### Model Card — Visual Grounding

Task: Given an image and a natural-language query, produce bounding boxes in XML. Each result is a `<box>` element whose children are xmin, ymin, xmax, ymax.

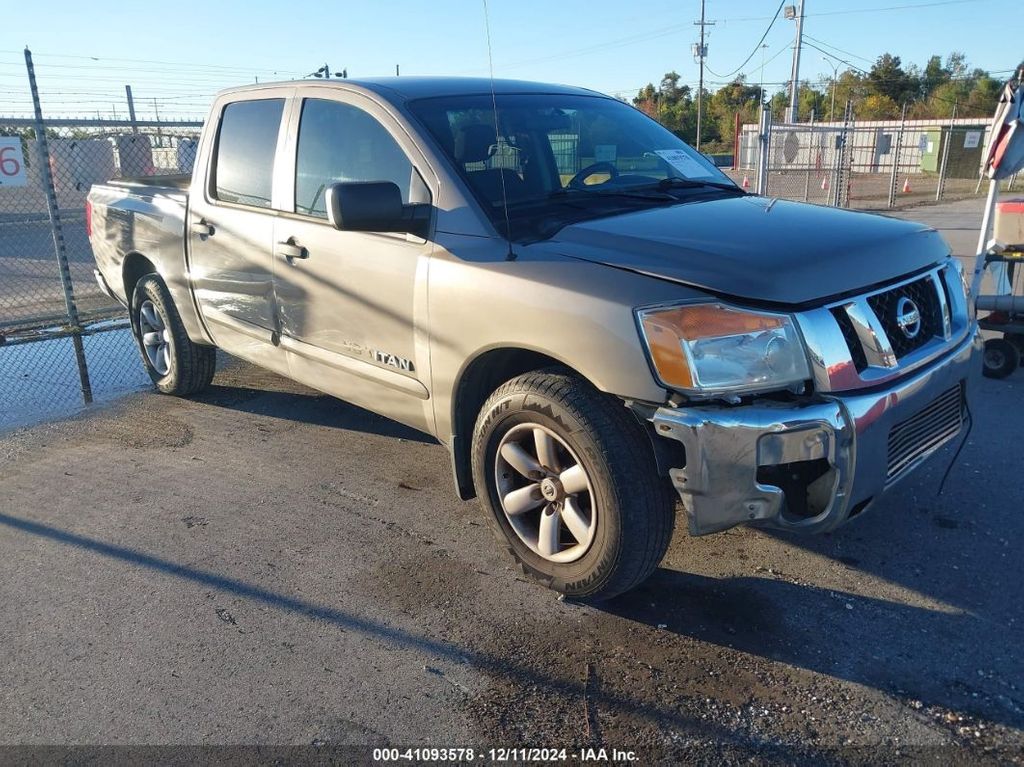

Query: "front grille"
<box><xmin>867</xmin><ymin>276</ymin><xmax>943</xmax><ymax>358</ymax></box>
<box><xmin>886</xmin><ymin>384</ymin><xmax>964</xmax><ymax>481</ymax></box>
<box><xmin>831</xmin><ymin>307</ymin><xmax>869</xmax><ymax>372</ymax></box>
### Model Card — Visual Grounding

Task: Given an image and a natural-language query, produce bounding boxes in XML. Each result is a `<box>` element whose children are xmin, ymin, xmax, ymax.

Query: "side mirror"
<box><xmin>325</xmin><ymin>181</ymin><xmax>406</xmax><ymax>232</ymax></box>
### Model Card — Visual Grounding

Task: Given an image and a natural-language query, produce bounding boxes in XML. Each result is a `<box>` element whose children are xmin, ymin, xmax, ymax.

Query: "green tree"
<box><xmin>633</xmin><ymin>49</ymin><xmax>1006</xmax><ymax>141</ymax></box>
<box><xmin>921</xmin><ymin>54</ymin><xmax>949</xmax><ymax>99</ymax></box>
<box><xmin>798</xmin><ymin>82</ymin><xmax>827</xmax><ymax>120</ymax></box>
<box><xmin>867</xmin><ymin>53</ymin><xmax>918</xmax><ymax>105</ymax></box>
<box><xmin>857</xmin><ymin>93</ymin><xmax>901</xmax><ymax>120</ymax></box>
<box><xmin>633</xmin><ymin>72</ymin><xmax>697</xmax><ymax>143</ymax></box>
<box><xmin>705</xmin><ymin>76</ymin><xmax>762</xmax><ymax>150</ymax></box>
<box><xmin>945</xmin><ymin>51</ymin><xmax>968</xmax><ymax>79</ymax></box>
<box><xmin>964</xmin><ymin>75</ymin><xmax>1001</xmax><ymax>117</ymax></box>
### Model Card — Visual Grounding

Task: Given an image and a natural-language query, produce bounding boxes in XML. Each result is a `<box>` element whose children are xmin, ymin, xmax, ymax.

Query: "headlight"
<box><xmin>637</xmin><ymin>302</ymin><xmax>811</xmax><ymax>397</ymax></box>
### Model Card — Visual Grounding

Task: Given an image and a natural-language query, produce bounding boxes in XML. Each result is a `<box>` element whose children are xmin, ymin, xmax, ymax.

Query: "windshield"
<box><xmin>408</xmin><ymin>92</ymin><xmax>739</xmax><ymax>241</ymax></box>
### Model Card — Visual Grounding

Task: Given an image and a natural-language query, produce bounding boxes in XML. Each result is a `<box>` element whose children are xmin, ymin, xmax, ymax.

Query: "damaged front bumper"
<box><xmin>651</xmin><ymin>329</ymin><xmax>982</xmax><ymax>536</ymax></box>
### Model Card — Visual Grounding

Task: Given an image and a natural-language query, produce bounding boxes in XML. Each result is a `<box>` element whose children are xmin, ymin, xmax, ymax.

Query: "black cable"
<box><xmin>705</xmin><ymin>0</ymin><xmax>787</xmax><ymax>80</ymax></box>
<box><xmin>803</xmin><ymin>34</ymin><xmax>875</xmax><ymax>65</ymax></box>
<box><xmin>937</xmin><ymin>393</ymin><xmax>973</xmax><ymax>496</ymax></box>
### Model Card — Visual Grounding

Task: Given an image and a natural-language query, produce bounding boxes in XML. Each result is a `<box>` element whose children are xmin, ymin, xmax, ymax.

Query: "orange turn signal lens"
<box><xmin>640</xmin><ymin>310</ymin><xmax>697</xmax><ymax>389</ymax></box>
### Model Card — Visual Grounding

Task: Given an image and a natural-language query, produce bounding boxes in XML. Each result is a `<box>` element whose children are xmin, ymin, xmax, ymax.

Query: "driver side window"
<box><xmin>294</xmin><ymin>99</ymin><xmax>418</xmax><ymax>219</ymax></box>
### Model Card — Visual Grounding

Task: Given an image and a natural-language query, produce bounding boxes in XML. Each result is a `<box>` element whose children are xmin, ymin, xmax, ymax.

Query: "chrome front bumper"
<box><xmin>652</xmin><ymin>328</ymin><xmax>982</xmax><ymax>536</ymax></box>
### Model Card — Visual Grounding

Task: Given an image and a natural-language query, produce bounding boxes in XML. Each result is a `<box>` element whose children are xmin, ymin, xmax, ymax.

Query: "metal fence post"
<box><xmin>24</xmin><ymin>47</ymin><xmax>92</xmax><ymax>404</ymax></box>
<box><xmin>803</xmin><ymin>109</ymin><xmax>815</xmax><ymax>202</ymax></box>
<box><xmin>830</xmin><ymin>124</ymin><xmax>842</xmax><ymax>207</ymax></box>
<box><xmin>935</xmin><ymin>100</ymin><xmax>957</xmax><ymax>202</ymax></box>
<box><xmin>756</xmin><ymin>105</ymin><xmax>772</xmax><ymax>195</ymax></box>
<box><xmin>125</xmin><ymin>84</ymin><xmax>139</xmax><ymax>134</ymax></box>
<box><xmin>842</xmin><ymin>101</ymin><xmax>855</xmax><ymax>208</ymax></box>
<box><xmin>832</xmin><ymin>100</ymin><xmax>853</xmax><ymax>208</ymax></box>
<box><xmin>887</xmin><ymin>103</ymin><xmax>908</xmax><ymax>210</ymax></box>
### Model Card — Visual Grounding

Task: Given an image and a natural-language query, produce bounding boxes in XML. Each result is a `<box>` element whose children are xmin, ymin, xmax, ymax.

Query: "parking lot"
<box><xmin>1</xmin><ymin>198</ymin><xmax>1022</xmax><ymax>763</ymax></box>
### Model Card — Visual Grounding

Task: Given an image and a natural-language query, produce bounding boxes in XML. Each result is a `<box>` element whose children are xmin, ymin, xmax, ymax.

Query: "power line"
<box><xmin>713</xmin><ymin>0</ymin><xmax>984</xmax><ymax>23</ymax></box>
<box><xmin>803</xmin><ymin>34</ymin><xmax>875</xmax><ymax>65</ymax></box>
<box><xmin>0</xmin><ymin>49</ymin><xmax>306</xmax><ymax>76</ymax></box>
<box><xmin>800</xmin><ymin>40</ymin><xmax>870</xmax><ymax>76</ymax></box>
<box><xmin>704</xmin><ymin>0</ymin><xmax>786</xmax><ymax>80</ymax></box>
<box><xmin>450</xmin><ymin>23</ymin><xmax>694</xmax><ymax>74</ymax></box>
<box><xmin>803</xmin><ymin>0</ymin><xmax>982</xmax><ymax>17</ymax></box>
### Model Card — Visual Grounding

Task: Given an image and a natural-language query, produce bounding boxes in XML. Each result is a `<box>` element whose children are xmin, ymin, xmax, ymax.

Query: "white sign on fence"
<box><xmin>964</xmin><ymin>131</ymin><xmax>982</xmax><ymax>149</ymax></box>
<box><xmin>0</xmin><ymin>137</ymin><xmax>28</xmax><ymax>187</ymax></box>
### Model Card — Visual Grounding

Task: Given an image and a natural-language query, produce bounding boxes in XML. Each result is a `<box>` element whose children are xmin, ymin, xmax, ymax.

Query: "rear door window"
<box><xmin>212</xmin><ymin>98</ymin><xmax>285</xmax><ymax>209</ymax></box>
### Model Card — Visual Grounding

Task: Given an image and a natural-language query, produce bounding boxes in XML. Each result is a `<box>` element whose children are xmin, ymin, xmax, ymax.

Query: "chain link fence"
<box><xmin>728</xmin><ymin>103</ymin><xmax>1020</xmax><ymax>210</ymax></box>
<box><xmin>1</xmin><ymin>51</ymin><xmax>203</xmax><ymax>430</ymax></box>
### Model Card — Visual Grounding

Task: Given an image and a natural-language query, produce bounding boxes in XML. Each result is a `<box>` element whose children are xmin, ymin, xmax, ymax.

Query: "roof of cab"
<box><xmin>215</xmin><ymin>76</ymin><xmax>605</xmax><ymax>103</ymax></box>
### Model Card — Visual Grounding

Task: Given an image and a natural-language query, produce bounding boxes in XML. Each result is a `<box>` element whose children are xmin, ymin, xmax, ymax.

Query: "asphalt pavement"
<box><xmin>0</xmin><ymin>197</ymin><xmax>1022</xmax><ymax>763</ymax></box>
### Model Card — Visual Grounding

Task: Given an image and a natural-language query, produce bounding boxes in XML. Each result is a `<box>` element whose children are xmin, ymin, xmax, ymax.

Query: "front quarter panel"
<box><xmin>428</xmin><ymin>233</ymin><xmax>706</xmax><ymax>441</ymax></box>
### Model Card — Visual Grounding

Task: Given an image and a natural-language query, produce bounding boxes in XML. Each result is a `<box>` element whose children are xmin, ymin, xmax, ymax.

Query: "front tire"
<box><xmin>471</xmin><ymin>368</ymin><xmax>675</xmax><ymax>601</ymax></box>
<box><xmin>131</xmin><ymin>273</ymin><xmax>216</xmax><ymax>395</ymax></box>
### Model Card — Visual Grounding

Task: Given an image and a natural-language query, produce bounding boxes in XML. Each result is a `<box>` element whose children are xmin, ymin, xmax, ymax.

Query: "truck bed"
<box><xmin>87</xmin><ymin>178</ymin><xmax>190</xmax><ymax>308</ymax></box>
<box><xmin>106</xmin><ymin>173</ymin><xmax>191</xmax><ymax>193</ymax></box>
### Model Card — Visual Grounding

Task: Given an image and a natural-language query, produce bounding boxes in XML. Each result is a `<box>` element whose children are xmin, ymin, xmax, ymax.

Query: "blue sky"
<box><xmin>1</xmin><ymin>0</ymin><xmax>1018</xmax><ymax>119</ymax></box>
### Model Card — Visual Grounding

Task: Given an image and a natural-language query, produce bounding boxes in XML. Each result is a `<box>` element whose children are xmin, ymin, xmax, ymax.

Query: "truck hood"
<box><xmin>532</xmin><ymin>195</ymin><xmax>948</xmax><ymax>305</ymax></box>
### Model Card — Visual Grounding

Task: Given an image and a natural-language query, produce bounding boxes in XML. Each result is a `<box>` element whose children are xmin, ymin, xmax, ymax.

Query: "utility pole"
<box><xmin>153</xmin><ymin>97</ymin><xmax>163</xmax><ymax>146</ymax></box>
<box><xmin>758</xmin><ymin>44</ymin><xmax>769</xmax><ymax>106</ymax></box>
<box><xmin>693</xmin><ymin>0</ymin><xmax>715</xmax><ymax>151</ymax></box>
<box><xmin>786</xmin><ymin>0</ymin><xmax>805</xmax><ymax>123</ymax></box>
<box><xmin>821</xmin><ymin>55</ymin><xmax>839</xmax><ymax>122</ymax></box>
<box><xmin>124</xmin><ymin>84</ymin><xmax>138</xmax><ymax>134</ymax></box>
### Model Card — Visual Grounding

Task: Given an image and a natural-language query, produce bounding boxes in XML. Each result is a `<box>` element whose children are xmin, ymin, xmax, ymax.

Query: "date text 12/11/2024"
<box><xmin>372</xmin><ymin>747</ymin><xmax>639</xmax><ymax>762</ymax></box>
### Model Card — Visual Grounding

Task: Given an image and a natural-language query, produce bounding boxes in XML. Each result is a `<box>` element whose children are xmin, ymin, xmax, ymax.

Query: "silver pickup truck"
<box><xmin>88</xmin><ymin>78</ymin><xmax>980</xmax><ymax>599</ymax></box>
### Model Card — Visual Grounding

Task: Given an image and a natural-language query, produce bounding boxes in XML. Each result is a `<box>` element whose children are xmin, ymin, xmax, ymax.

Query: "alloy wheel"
<box><xmin>139</xmin><ymin>299</ymin><xmax>172</xmax><ymax>376</ymax></box>
<box><xmin>494</xmin><ymin>423</ymin><xmax>597</xmax><ymax>563</ymax></box>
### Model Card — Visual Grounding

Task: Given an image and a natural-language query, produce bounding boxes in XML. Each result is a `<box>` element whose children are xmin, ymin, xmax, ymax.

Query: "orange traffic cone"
<box><xmin>741</xmin><ymin>175</ymin><xmax>750</xmax><ymax>189</ymax></box>
<box><xmin>901</xmin><ymin>178</ymin><xmax>912</xmax><ymax>193</ymax></box>
<box><xmin>820</xmin><ymin>176</ymin><xmax>829</xmax><ymax>190</ymax></box>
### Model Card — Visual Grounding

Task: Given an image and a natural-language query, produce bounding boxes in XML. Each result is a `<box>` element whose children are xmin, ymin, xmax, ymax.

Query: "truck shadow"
<box><xmin>600</xmin><ymin>565</ymin><xmax>1023</xmax><ymax>731</ymax></box>
<box><xmin>191</xmin><ymin>382</ymin><xmax>437</xmax><ymax>445</ymax></box>
<box><xmin>0</xmin><ymin>510</ymin><xmax>826</xmax><ymax>763</ymax></box>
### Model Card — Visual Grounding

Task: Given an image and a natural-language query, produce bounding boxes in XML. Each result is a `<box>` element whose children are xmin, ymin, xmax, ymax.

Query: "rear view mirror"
<box><xmin>326</xmin><ymin>181</ymin><xmax>406</xmax><ymax>232</ymax></box>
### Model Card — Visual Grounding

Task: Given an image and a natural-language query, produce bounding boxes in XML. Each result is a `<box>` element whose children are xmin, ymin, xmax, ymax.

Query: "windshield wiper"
<box><xmin>551</xmin><ymin>187</ymin><xmax>677</xmax><ymax>202</ymax></box>
<box><xmin>655</xmin><ymin>177</ymin><xmax>745</xmax><ymax>194</ymax></box>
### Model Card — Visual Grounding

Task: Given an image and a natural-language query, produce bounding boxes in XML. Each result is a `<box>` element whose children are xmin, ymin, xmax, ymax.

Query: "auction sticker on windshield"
<box><xmin>654</xmin><ymin>149</ymin><xmax>715</xmax><ymax>179</ymax></box>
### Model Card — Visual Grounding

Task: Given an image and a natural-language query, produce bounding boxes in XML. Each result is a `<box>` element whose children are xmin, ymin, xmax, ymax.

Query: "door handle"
<box><xmin>276</xmin><ymin>240</ymin><xmax>308</xmax><ymax>260</ymax></box>
<box><xmin>190</xmin><ymin>220</ymin><xmax>214</xmax><ymax>237</ymax></box>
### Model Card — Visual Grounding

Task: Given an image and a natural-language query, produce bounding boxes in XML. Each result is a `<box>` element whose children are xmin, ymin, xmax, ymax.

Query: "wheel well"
<box><xmin>450</xmin><ymin>348</ymin><xmax>575</xmax><ymax>500</ymax></box>
<box><xmin>122</xmin><ymin>253</ymin><xmax>157</xmax><ymax>303</ymax></box>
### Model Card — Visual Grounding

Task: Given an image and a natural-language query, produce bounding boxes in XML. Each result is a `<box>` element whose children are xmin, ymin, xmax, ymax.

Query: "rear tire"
<box><xmin>471</xmin><ymin>367</ymin><xmax>675</xmax><ymax>601</ymax></box>
<box><xmin>131</xmin><ymin>273</ymin><xmax>216</xmax><ymax>395</ymax></box>
<box><xmin>982</xmin><ymin>337</ymin><xmax>1019</xmax><ymax>379</ymax></box>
